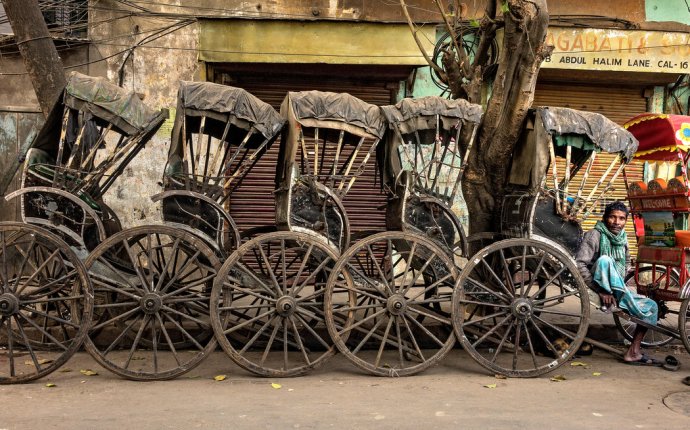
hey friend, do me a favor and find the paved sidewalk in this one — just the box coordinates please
[1,347,689,430]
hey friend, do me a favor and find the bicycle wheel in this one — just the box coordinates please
[613,267,680,347]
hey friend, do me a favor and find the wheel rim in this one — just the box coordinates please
[211,231,342,377]
[0,223,93,384]
[614,267,680,347]
[452,238,589,378]
[84,226,219,380]
[679,299,690,354]
[325,232,457,377]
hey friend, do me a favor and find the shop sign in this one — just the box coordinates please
[542,28,690,73]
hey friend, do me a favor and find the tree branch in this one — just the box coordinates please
[399,0,446,78]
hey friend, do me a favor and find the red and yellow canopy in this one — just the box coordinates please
[624,113,690,161]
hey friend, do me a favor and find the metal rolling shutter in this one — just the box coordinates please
[535,82,647,254]
[216,76,396,237]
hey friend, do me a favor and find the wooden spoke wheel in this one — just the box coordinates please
[452,238,589,378]
[0,223,93,384]
[211,231,343,377]
[325,231,457,377]
[679,298,690,354]
[614,267,681,347]
[84,225,219,381]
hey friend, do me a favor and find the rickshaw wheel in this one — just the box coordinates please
[613,267,680,347]
[452,238,589,378]
[325,231,457,377]
[211,231,344,377]
[679,299,690,354]
[84,225,219,381]
[0,223,93,384]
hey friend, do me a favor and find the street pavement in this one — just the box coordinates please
[1,345,689,430]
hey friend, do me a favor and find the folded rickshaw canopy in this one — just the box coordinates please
[538,106,639,162]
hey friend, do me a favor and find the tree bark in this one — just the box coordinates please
[2,0,66,118]
[461,0,551,235]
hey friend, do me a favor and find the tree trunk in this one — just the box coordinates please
[1,0,66,118]
[462,0,551,235]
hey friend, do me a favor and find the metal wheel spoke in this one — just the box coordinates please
[351,315,386,355]
[91,306,141,332]
[374,317,394,368]
[407,273,453,302]
[155,313,181,366]
[480,257,514,298]
[12,315,42,370]
[18,304,80,328]
[102,314,143,356]
[222,309,275,335]
[405,304,451,326]
[404,312,446,348]
[470,314,513,349]
[238,315,278,355]
[490,318,516,362]
[531,314,579,342]
[124,315,151,369]
[260,318,282,366]
[288,315,312,365]
[16,312,68,351]
[153,238,181,292]
[529,266,568,300]
[512,321,522,371]
[162,312,205,350]
[400,314,426,362]
[294,312,331,350]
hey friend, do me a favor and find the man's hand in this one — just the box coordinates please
[598,292,615,307]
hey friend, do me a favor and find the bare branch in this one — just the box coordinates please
[399,0,446,78]
[433,0,470,77]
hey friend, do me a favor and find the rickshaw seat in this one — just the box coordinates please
[25,150,102,211]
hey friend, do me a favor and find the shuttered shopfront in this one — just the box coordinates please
[212,71,398,237]
[534,82,648,254]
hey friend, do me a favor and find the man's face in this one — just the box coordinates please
[604,209,627,235]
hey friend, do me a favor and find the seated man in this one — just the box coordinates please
[575,201,659,365]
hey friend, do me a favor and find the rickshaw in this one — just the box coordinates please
[622,113,690,353]
[0,71,167,383]
[209,91,387,377]
[452,106,640,377]
[80,81,284,380]
[315,96,482,377]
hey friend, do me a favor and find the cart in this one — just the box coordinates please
[315,96,482,377]
[452,106,640,377]
[621,113,690,353]
[0,72,167,383]
[80,81,284,380]
[209,91,388,377]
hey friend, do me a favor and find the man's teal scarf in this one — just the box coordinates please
[594,220,627,277]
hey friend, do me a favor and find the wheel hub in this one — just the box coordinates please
[0,293,19,316]
[387,294,407,316]
[276,296,297,317]
[140,293,163,314]
[511,298,533,320]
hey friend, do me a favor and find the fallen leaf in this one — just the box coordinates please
[550,375,567,382]
[25,358,54,366]
[592,413,603,417]
[494,374,507,379]
[483,384,497,389]
[288,388,294,392]
[570,361,587,367]
[45,383,56,388]
[271,383,282,389]
[214,375,226,381]
[80,369,98,376]
[592,372,602,376]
